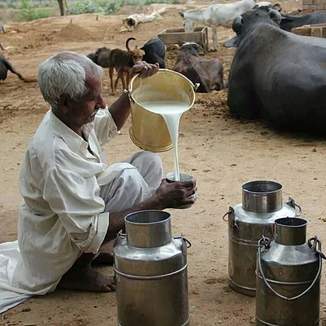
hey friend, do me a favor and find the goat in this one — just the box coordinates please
[173,42,224,93]
[180,0,280,50]
[108,37,144,95]
[180,0,255,50]
[141,38,166,68]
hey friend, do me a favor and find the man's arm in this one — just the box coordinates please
[108,92,131,131]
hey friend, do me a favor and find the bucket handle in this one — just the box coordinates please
[258,236,325,301]
[194,83,200,91]
[286,197,302,216]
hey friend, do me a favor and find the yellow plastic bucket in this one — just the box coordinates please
[129,69,196,153]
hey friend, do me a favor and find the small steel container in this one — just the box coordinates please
[225,181,299,296]
[256,217,324,325]
[114,210,190,326]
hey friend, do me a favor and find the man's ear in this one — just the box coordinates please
[58,94,70,114]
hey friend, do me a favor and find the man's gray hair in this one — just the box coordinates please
[38,51,103,109]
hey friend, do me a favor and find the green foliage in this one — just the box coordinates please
[67,0,181,15]
[18,0,53,20]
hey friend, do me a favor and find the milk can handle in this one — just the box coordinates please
[222,208,232,222]
[184,238,192,248]
[118,231,127,237]
[174,236,192,248]
[286,197,302,216]
[258,236,324,301]
[222,207,239,231]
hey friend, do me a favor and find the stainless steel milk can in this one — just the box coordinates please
[256,217,325,326]
[225,180,300,296]
[113,210,190,326]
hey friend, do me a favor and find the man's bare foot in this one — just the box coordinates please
[58,265,115,292]
[92,252,114,266]
[92,240,114,266]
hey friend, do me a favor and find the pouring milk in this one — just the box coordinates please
[137,100,189,181]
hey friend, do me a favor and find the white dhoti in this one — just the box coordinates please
[99,151,163,212]
[0,151,163,314]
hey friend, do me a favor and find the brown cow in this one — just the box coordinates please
[173,43,224,93]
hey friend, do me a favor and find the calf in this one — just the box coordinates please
[0,55,30,82]
[225,7,326,133]
[87,39,144,94]
[87,47,111,67]
[108,37,144,94]
[180,0,256,50]
[173,42,224,93]
[141,38,166,68]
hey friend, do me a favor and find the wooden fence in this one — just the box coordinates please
[303,0,326,12]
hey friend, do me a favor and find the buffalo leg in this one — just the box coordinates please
[228,85,260,119]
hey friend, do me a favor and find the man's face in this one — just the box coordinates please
[63,75,106,129]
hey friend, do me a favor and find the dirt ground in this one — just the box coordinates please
[1,1,326,325]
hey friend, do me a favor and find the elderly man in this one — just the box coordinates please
[0,51,196,312]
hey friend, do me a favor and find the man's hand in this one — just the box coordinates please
[130,61,159,78]
[105,177,197,241]
[153,178,197,209]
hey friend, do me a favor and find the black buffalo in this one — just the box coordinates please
[225,8,326,133]
[141,38,166,69]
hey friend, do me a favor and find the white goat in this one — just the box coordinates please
[180,0,263,50]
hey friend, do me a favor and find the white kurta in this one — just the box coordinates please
[0,109,163,313]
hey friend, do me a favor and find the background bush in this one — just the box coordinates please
[0,0,181,21]
[67,0,180,15]
[18,0,54,20]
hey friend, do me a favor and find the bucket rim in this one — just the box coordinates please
[125,210,171,225]
[129,68,196,112]
[242,180,282,194]
[275,217,307,228]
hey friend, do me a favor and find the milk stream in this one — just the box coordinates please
[138,101,189,181]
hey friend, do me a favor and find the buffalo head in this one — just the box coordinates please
[224,7,282,48]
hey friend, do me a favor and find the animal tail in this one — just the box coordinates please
[126,37,136,52]
[1,57,35,82]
